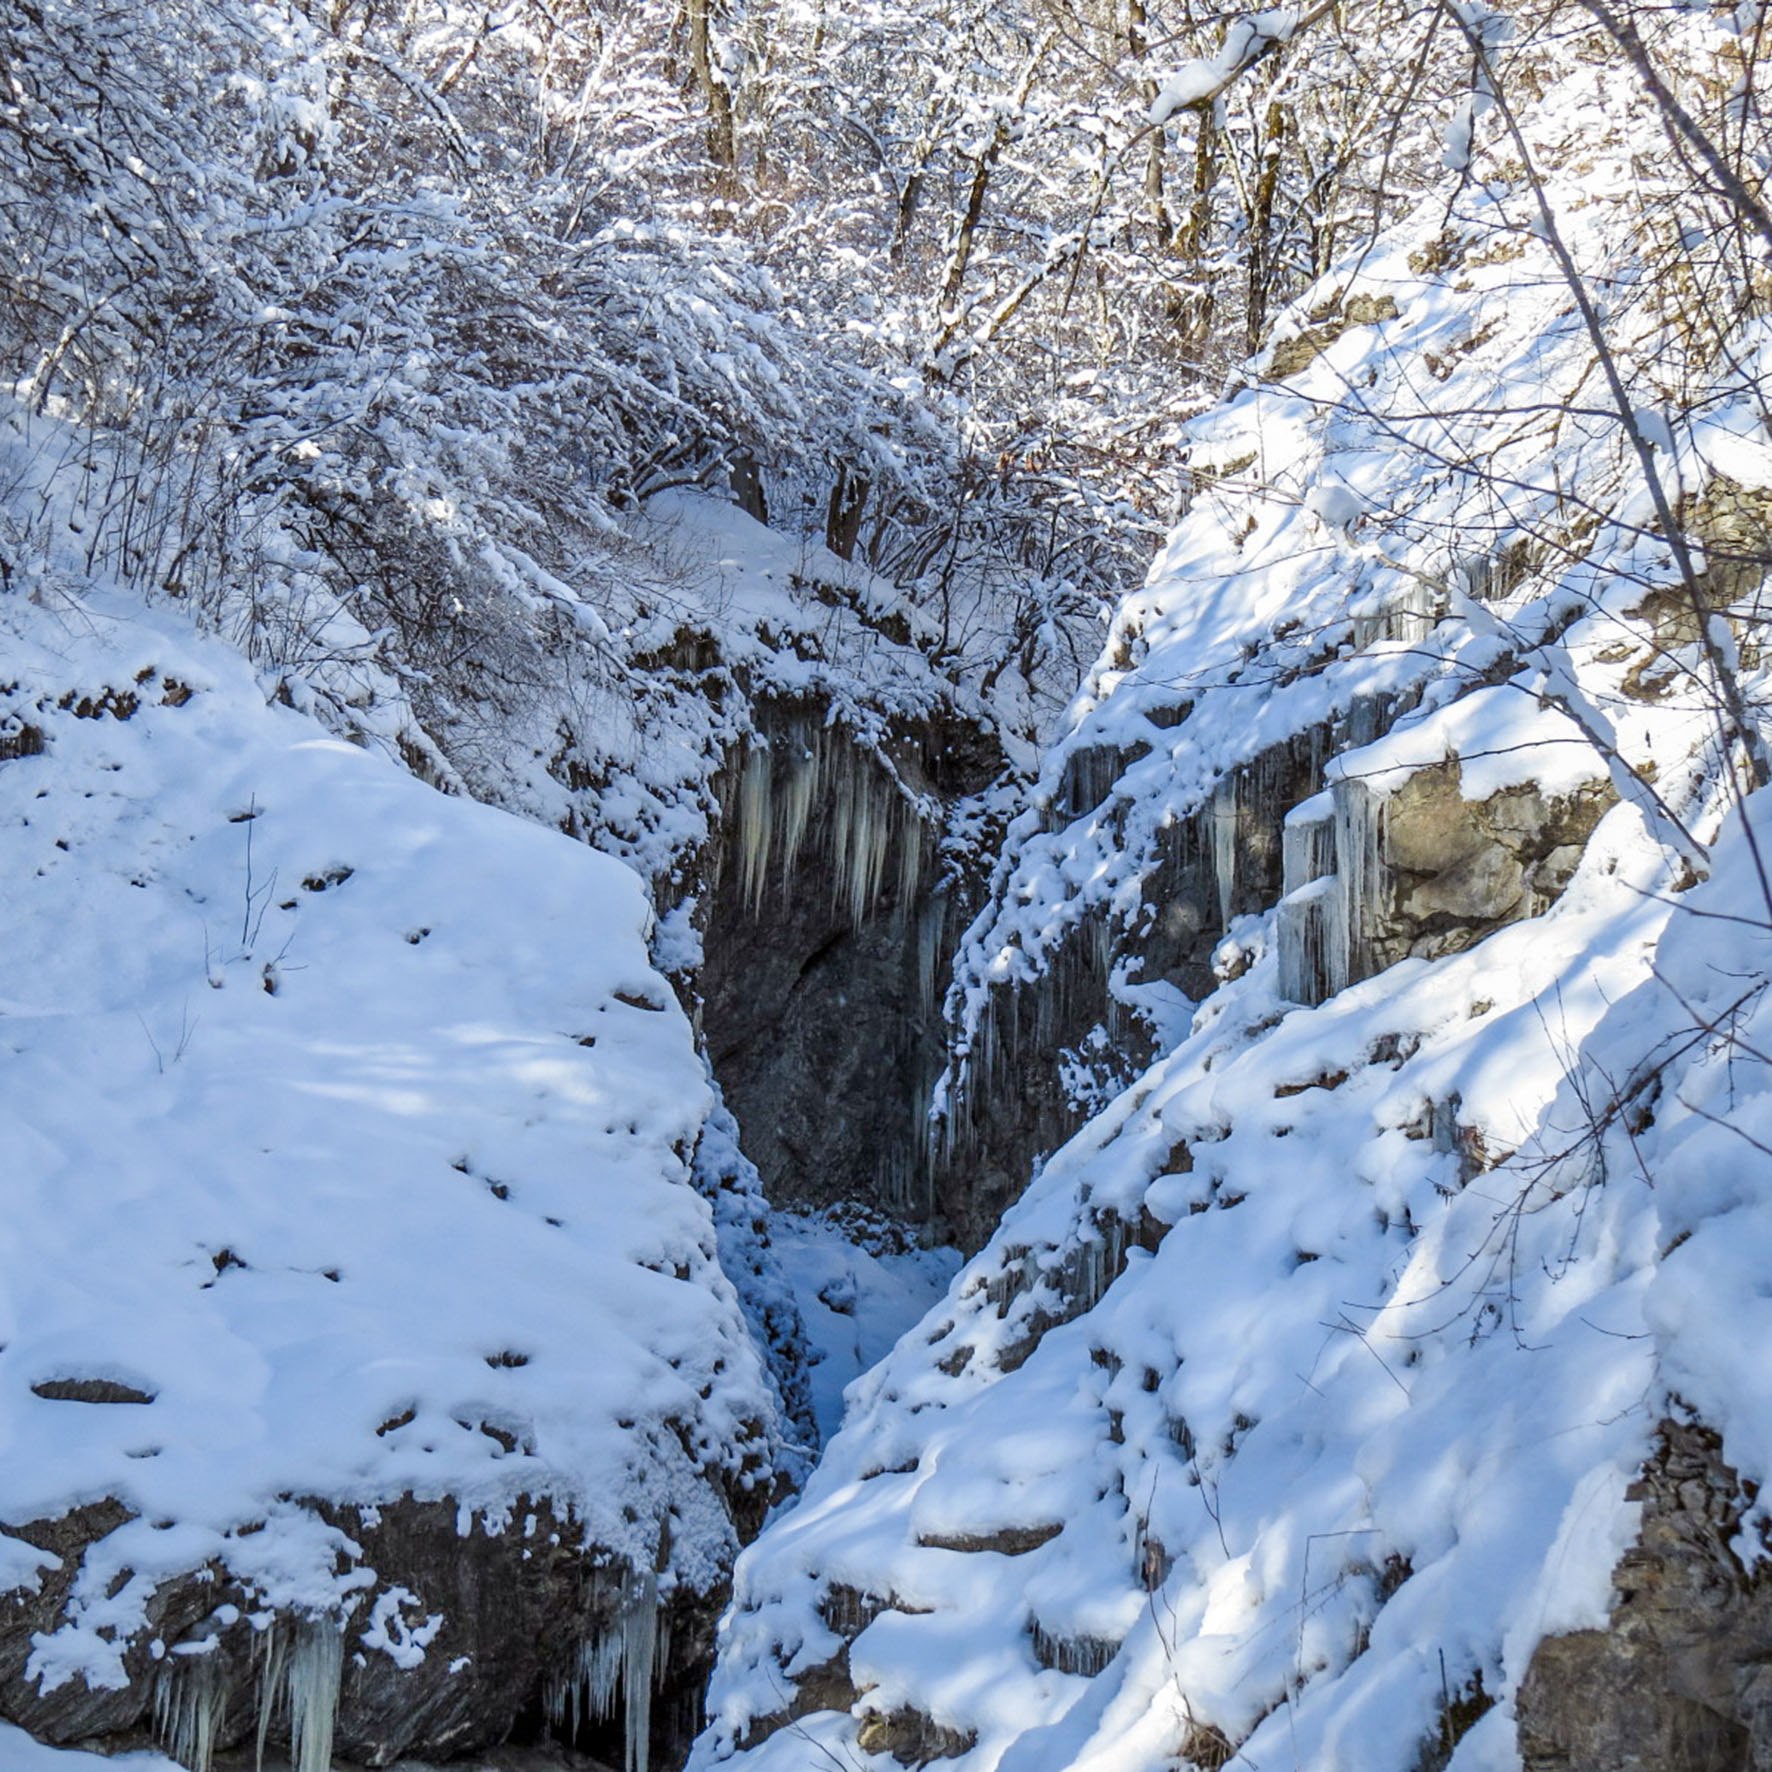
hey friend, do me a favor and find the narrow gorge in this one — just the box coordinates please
[5,2,1772,1771]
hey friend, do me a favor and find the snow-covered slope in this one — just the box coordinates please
[0,571,780,1766]
[692,15,1772,1771]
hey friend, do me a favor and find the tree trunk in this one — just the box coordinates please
[687,0,737,171]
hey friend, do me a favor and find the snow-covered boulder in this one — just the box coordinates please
[0,585,779,1769]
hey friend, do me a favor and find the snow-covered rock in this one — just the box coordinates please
[0,579,779,1769]
[693,14,1772,1771]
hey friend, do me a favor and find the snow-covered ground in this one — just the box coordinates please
[690,15,1772,1772]
[0,1722,178,1771]
[8,4,1772,1770]
[0,550,779,1740]
[698,810,1684,1771]
[766,1211,960,1445]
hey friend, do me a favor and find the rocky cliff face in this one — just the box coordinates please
[10,7,1772,1772]
[696,703,1004,1239]
[0,382,1023,1772]
[1519,1423,1772,1772]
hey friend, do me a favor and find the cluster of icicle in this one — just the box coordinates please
[729,720,927,929]
[943,666,1421,1168]
[151,1615,343,1772]
[1029,1619,1123,1679]
[543,1565,666,1772]
[1275,777,1388,1007]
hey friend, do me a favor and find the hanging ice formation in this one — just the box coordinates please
[938,911,1118,1174]
[1029,1620,1124,1678]
[1209,776,1239,930]
[1349,570,1444,650]
[1050,741,1141,825]
[543,1565,664,1772]
[248,1615,343,1772]
[152,1614,344,1772]
[727,718,928,928]
[1276,791,1342,1006]
[152,1647,227,1772]
[1331,774,1387,986]
[1274,774,1391,1006]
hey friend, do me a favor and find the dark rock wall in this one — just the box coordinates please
[933,725,1331,1250]
[0,1496,730,1772]
[697,703,1001,1242]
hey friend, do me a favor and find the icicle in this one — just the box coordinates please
[830,748,891,928]
[1209,777,1239,931]
[254,1620,286,1772]
[545,1630,623,1741]
[776,730,817,881]
[735,744,774,915]
[1056,744,1122,819]
[1079,1239,1104,1313]
[1281,791,1337,898]
[248,1615,342,1772]
[1278,791,1344,1006]
[622,1567,659,1772]
[894,799,924,922]
[287,1619,343,1772]
[915,899,945,1026]
[1342,692,1386,750]
[154,1650,226,1772]
[1331,775,1387,991]
[1277,875,1338,1006]
[1030,1619,1122,1678]
[541,1566,662,1772]
[1393,572,1441,643]
[727,715,934,930]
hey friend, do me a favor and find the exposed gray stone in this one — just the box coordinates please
[697,701,1001,1243]
[856,1704,976,1765]
[1403,841,1524,923]
[1517,1420,1772,1772]
[1362,761,1615,972]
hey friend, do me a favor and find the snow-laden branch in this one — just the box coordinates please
[1148,1,1336,123]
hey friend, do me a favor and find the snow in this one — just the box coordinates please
[0,570,778,1687]
[694,14,1772,1771]
[767,1211,961,1445]
[697,783,1690,1772]
[1148,12,1299,124]
[8,1,1772,1768]
[0,1725,177,1771]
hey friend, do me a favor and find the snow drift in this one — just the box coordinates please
[0,515,781,1767]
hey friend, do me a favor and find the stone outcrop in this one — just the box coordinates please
[1279,758,1615,1007]
[856,1705,976,1765]
[0,1495,736,1771]
[1359,762,1615,970]
[697,702,1001,1239]
[936,726,1334,1249]
[1518,1421,1772,1772]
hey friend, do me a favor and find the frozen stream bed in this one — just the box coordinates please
[766,1209,961,1446]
